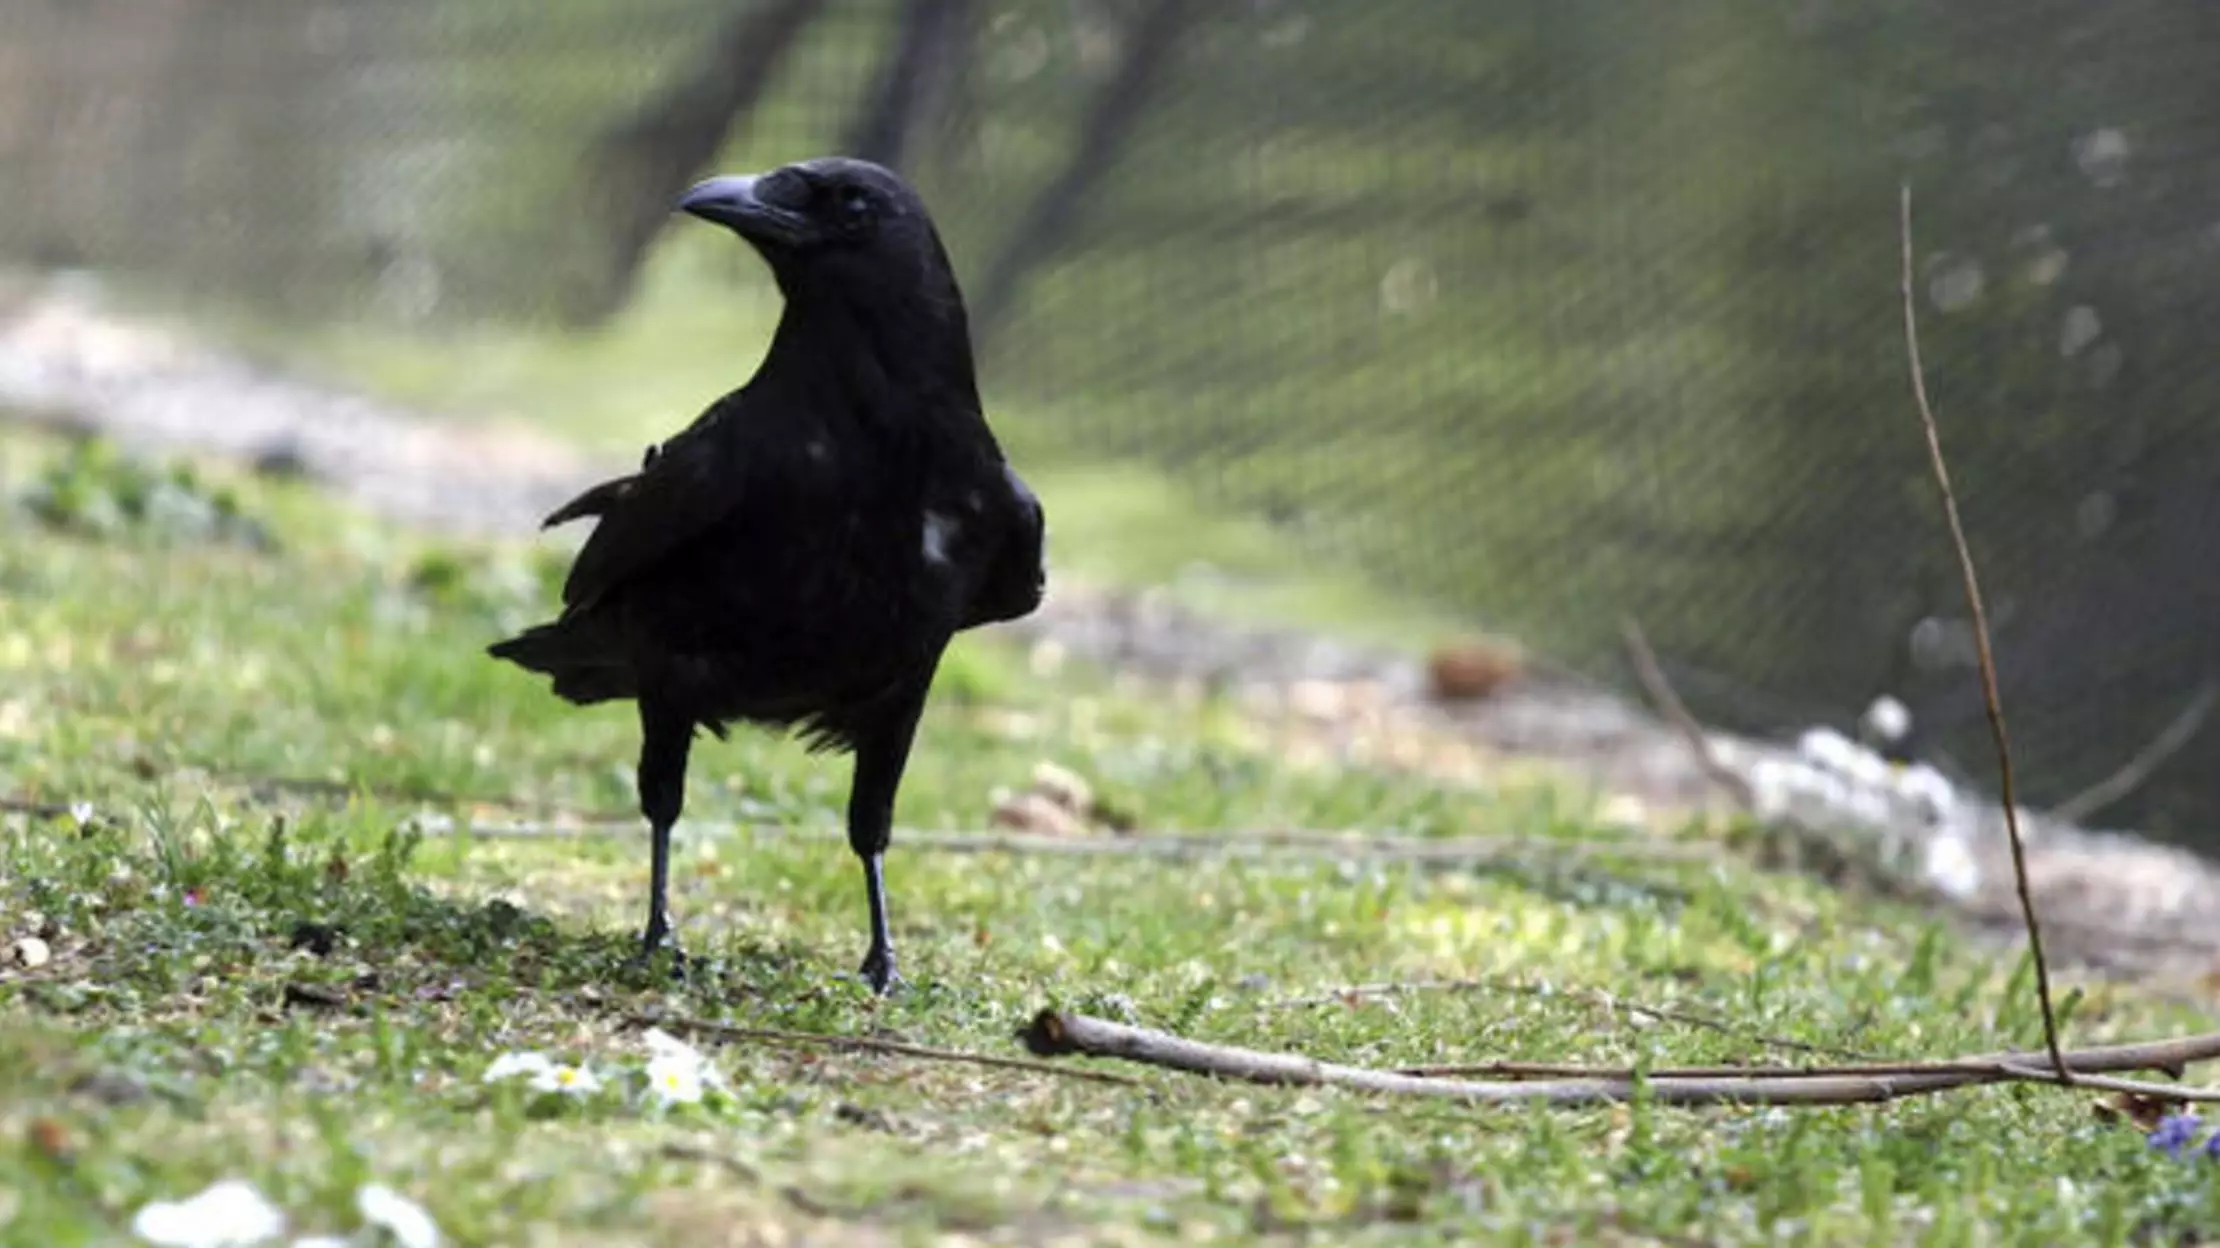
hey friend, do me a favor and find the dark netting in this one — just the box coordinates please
[6,0,2220,841]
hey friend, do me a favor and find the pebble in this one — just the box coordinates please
[11,935,51,969]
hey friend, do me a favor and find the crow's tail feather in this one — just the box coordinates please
[487,617,637,705]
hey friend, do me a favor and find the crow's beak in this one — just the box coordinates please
[676,175,811,247]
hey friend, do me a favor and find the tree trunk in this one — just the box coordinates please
[969,0,1194,342]
[563,0,827,325]
[841,0,975,172]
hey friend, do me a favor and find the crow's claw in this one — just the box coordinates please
[855,946,903,997]
[630,919,690,980]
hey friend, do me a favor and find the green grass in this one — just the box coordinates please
[5,436,2220,1244]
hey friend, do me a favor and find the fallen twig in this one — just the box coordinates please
[2053,680,2218,826]
[1271,977,1881,1063]
[1900,184,2067,1082]
[1622,620,1756,811]
[0,796,74,819]
[628,1012,1143,1087]
[1023,1010,2220,1107]
[219,770,628,822]
[657,1141,764,1183]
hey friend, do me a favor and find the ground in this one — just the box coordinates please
[6,415,2220,1244]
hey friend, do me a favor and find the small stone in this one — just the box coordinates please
[1028,760,1094,815]
[10,936,50,969]
[1426,640,1524,702]
[1287,679,1349,721]
[989,791,1089,839]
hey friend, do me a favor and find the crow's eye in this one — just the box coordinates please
[836,187,872,221]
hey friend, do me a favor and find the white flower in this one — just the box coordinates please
[1795,727,1859,775]
[1895,763,1958,823]
[290,1239,350,1248]
[640,1027,695,1063]
[1922,834,1982,901]
[1842,787,1891,828]
[482,1051,554,1084]
[640,1027,726,1106]
[1797,727,1894,789]
[132,1178,287,1247]
[1860,695,1912,746]
[641,1029,725,1082]
[529,1063,601,1096]
[645,1055,706,1106]
[357,1183,440,1248]
[1746,757,1795,821]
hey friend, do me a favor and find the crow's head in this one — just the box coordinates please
[677,156,973,389]
[678,157,949,287]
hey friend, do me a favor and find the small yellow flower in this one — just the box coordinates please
[529,1062,602,1096]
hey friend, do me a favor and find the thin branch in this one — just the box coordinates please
[1023,1011,2220,1107]
[2053,680,2218,825]
[227,770,627,823]
[0,796,74,819]
[657,1142,764,1183]
[628,1013,1143,1087]
[1403,1060,2201,1098]
[1899,184,2066,1082]
[1271,977,1883,1063]
[1622,619,1756,810]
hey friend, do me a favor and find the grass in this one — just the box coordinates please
[4,434,2220,1244]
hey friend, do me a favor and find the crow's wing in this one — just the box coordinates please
[962,463,1046,629]
[552,394,757,613]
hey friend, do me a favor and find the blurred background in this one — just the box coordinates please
[5,0,2219,846]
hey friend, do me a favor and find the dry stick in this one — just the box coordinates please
[0,796,73,819]
[657,1141,764,1183]
[1899,184,2066,1082]
[1406,1056,2191,1082]
[1272,977,1883,1064]
[629,1012,1144,1088]
[1025,1011,2220,1107]
[1622,619,1757,810]
[2053,680,2218,826]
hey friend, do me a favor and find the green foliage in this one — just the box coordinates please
[14,436,273,550]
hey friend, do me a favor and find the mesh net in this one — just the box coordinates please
[7,0,2220,838]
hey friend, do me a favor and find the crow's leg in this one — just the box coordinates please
[633,700,694,974]
[845,667,938,995]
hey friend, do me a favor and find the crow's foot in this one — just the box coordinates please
[854,944,904,997]
[628,917,689,980]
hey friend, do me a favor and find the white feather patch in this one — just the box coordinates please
[922,510,957,565]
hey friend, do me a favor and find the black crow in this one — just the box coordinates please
[489,156,1046,993]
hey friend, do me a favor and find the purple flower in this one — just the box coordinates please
[2204,1128,2220,1162]
[2150,1113,2203,1159]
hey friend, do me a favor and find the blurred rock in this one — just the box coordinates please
[1426,639,1523,702]
[989,790,1089,839]
[1029,760,1094,815]
[9,935,51,969]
